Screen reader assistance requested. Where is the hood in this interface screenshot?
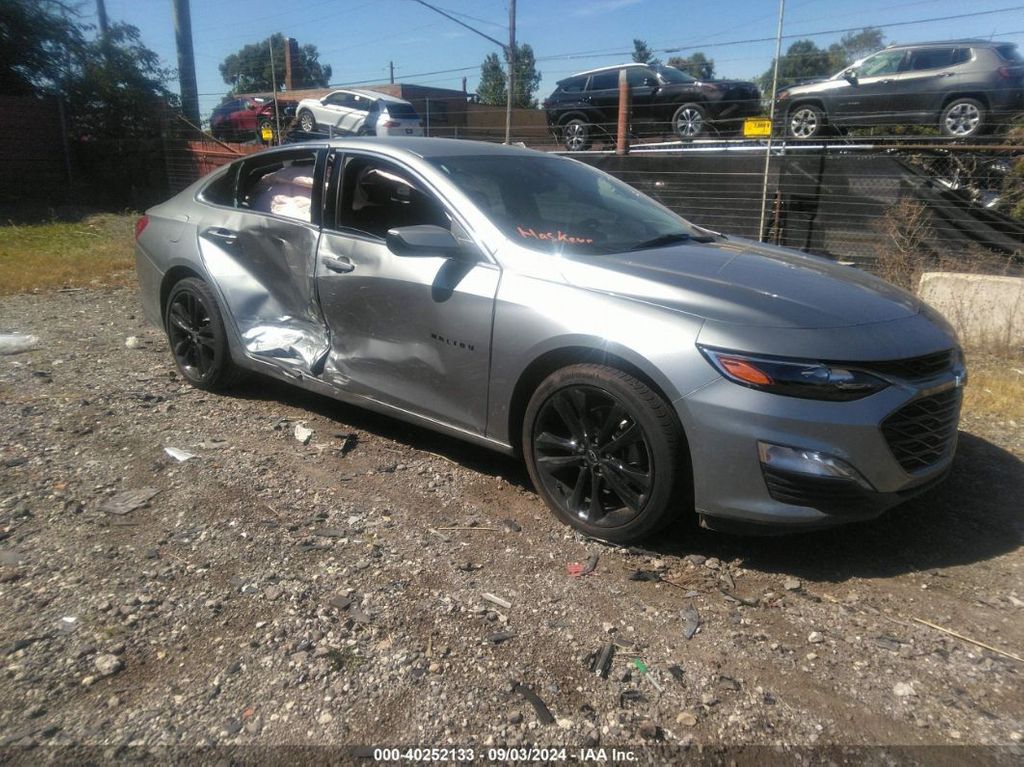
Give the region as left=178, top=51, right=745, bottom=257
left=555, top=237, right=921, bottom=329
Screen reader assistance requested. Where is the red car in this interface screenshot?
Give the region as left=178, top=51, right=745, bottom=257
left=209, top=97, right=297, bottom=143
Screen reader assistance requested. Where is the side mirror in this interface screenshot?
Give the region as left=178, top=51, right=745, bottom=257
left=843, top=69, right=858, bottom=85
left=386, top=225, right=462, bottom=259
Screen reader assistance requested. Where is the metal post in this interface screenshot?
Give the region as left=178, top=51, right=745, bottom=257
left=390, top=61, right=395, bottom=84
left=425, top=99, right=431, bottom=136
left=505, top=0, right=516, bottom=143
left=269, top=38, right=282, bottom=144
left=758, top=0, right=786, bottom=242
left=616, top=68, right=630, bottom=155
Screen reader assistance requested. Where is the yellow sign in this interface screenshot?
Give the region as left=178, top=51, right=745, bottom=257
left=743, top=118, right=772, bottom=137
left=260, top=124, right=275, bottom=142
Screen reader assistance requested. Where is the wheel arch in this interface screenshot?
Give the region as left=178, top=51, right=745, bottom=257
left=160, top=265, right=205, bottom=319
left=941, top=92, right=990, bottom=110
left=787, top=98, right=828, bottom=120
left=506, top=343, right=684, bottom=459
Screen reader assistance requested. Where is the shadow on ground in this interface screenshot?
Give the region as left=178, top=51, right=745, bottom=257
left=230, top=376, right=1022, bottom=582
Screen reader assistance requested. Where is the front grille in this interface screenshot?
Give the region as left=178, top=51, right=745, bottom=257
left=863, top=350, right=955, bottom=381
left=881, top=388, right=962, bottom=472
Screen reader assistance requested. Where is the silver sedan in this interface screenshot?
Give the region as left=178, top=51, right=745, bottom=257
left=134, top=138, right=964, bottom=542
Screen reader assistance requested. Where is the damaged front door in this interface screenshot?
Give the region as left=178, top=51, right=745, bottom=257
left=197, top=147, right=330, bottom=375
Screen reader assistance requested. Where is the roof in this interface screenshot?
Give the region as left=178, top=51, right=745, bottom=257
left=559, top=62, right=652, bottom=82
left=322, top=136, right=542, bottom=160
left=883, top=39, right=1009, bottom=49
left=323, top=87, right=410, bottom=104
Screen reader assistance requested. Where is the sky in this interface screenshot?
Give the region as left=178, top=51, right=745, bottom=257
left=92, top=0, right=1024, bottom=118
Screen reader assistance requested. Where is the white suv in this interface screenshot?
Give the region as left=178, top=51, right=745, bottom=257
left=296, top=89, right=424, bottom=137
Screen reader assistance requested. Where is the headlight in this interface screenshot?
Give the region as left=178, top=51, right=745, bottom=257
left=698, top=346, right=890, bottom=401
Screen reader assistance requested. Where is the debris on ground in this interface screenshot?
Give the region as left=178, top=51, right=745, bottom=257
left=0, top=333, right=39, bottom=355
left=681, top=606, right=700, bottom=640
left=294, top=423, right=313, bottom=445
left=100, top=487, right=160, bottom=515
left=592, top=642, right=615, bottom=678
left=512, top=682, right=554, bottom=725
left=163, top=447, right=196, bottom=462
left=482, top=593, right=512, bottom=610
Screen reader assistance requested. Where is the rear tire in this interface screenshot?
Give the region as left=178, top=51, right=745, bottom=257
left=562, top=118, right=591, bottom=151
left=523, top=364, right=688, bottom=543
left=165, top=278, right=245, bottom=391
left=298, top=109, right=316, bottom=133
left=940, top=98, right=985, bottom=138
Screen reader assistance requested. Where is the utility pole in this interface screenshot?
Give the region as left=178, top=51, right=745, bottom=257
left=505, top=0, right=515, bottom=144
left=172, top=0, right=201, bottom=126
left=96, top=0, right=109, bottom=35
left=389, top=61, right=395, bottom=84
left=269, top=38, right=282, bottom=145
left=409, top=0, right=516, bottom=143
left=758, top=0, right=786, bottom=243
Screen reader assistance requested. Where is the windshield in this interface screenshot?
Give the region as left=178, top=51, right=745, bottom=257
left=429, top=154, right=706, bottom=255
left=656, top=66, right=697, bottom=84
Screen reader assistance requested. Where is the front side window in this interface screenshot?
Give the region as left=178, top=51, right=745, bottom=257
left=656, top=66, right=697, bottom=84
left=337, top=156, right=448, bottom=239
left=237, top=150, right=319, bottom=222
left=627, top=68, right=659, bottom=87
left=429, top=154, right=704, bottom=256
left=858, top=50, right=906, bottom=77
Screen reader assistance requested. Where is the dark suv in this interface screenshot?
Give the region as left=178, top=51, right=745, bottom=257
left=543, top=63, right=762, bottom=150
left=777, top=40, right=1024, bottom=139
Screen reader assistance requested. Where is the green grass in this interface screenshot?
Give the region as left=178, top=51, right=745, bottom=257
left=0, top=213, right=137, bottom=295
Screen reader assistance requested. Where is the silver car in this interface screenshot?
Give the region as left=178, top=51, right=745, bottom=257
left=296, top=89, right=424, bottom=137
left=134, top=138, right=964, bottom=542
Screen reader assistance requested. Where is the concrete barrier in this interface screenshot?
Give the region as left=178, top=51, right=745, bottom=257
left=918, top=271, right=1024, bottom=350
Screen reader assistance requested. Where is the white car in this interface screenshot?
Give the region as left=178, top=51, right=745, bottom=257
left=296, top=89, right=424, bottom=137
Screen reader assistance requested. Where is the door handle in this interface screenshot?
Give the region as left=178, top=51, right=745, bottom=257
left=203, top=227, right=237, bottom=245
left=322, top=254, right=355, bottom=273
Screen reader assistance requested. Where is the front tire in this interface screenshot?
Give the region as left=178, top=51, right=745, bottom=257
left=787, top=104, right=824, bottom=139
left=165, top=278, right=244, bottom=391
left=298, top=109, right=316, bottom=133
left=672, top=103, right=708, bottom=139
left=940, top=98, right=985, bottom=138
left=562, top=118, right=591, bottom=151
left=523, top=364, right=687, bottom=543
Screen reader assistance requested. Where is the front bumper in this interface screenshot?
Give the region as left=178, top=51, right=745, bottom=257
left=676, top=373, right=962, bottom=529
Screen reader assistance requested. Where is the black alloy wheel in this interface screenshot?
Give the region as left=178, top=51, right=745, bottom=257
left=524, top=364, right=686, bottom=542
left=165, top=278, right=243, bottom=391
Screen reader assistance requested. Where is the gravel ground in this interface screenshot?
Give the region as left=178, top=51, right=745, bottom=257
left=1, top=286, right=1022, bottom=759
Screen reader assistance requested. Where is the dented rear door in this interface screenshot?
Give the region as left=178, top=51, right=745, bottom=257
left=197, top=147, right=330, bottom=376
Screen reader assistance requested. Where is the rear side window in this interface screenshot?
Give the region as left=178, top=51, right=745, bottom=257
left=237, top=149, right=319, bottom=223
left=995, top=44, right=1023, bottom=63
left=589, top=71, right=619, bottom=90
left=384, top=102, right=418, bottom=118
left=558, top=76, right=587, bottom=93
left=198, top=166, right=237, bottom=206
left=908, top=48, right=956, bottom=71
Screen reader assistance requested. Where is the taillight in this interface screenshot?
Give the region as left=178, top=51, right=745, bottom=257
left=135, top=215, right=149, bottom=240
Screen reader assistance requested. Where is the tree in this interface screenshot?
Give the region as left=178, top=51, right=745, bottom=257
left=0, top=0, right=83, bottom=95
left=632, top=39, right=660, bottom=67
left=219, top=33, right=331, bottom=93
left=827, top=27, right=884, bottom=72
left=64, top=21, right=175, bottom=139
left=667, top=52, right=715, bottom=79
left=477, top=52, right=506, bottom=105
left=757, top=39, right=833, bottom=96
left=476, top=43, right=541, bottom=108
